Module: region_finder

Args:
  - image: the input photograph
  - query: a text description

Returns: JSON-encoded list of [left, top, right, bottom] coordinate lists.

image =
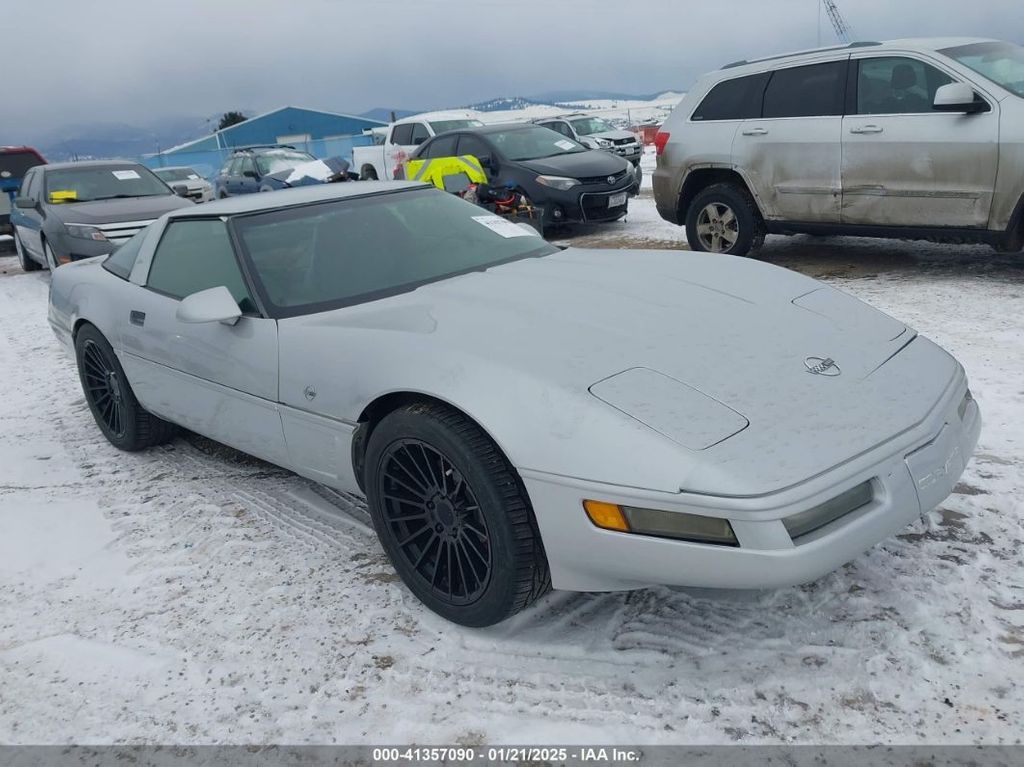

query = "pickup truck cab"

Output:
[[352, 114, 484, 181], [653, 37, 1024, 256]]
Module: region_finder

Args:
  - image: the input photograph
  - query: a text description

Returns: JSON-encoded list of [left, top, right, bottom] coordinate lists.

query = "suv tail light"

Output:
[[654, 131, 670, 156]]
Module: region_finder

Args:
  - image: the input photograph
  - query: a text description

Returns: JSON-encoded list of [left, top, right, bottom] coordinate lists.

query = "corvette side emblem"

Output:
[[805, 356, 840, 376]]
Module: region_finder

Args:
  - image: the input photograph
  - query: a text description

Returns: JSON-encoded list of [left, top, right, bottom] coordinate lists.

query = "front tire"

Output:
[[14, 232, 41, 272], [685, 182, 765, 256], [43, 240, 60, 271], [74, 324, 177, 451], [365, 403, 550, 627]]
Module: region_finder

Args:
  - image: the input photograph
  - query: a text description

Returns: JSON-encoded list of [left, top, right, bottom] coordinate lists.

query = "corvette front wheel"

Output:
[[365, 403, 550, 627]]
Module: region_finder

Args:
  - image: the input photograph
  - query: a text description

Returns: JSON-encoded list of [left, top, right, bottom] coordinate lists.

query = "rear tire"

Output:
[[14, 232, 41, 272], [74, 324, 177, 451], [365, 403, 550, 627], [685, 182, 765, 256]]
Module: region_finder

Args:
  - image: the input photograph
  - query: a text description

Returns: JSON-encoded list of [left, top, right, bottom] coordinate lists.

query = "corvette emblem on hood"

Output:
[[805, 356, 841, 376]]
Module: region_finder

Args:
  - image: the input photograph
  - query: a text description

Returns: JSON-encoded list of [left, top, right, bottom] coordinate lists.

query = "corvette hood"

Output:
[[291, 248, 957, 495]]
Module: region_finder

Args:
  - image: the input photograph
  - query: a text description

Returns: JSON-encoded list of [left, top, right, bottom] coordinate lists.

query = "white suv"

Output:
[[653, 38, 1024, 256]]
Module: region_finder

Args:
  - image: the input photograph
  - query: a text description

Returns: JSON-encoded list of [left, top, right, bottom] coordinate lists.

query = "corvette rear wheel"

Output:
[[365, 403, 550, 627], [74, 324, 177, 451]]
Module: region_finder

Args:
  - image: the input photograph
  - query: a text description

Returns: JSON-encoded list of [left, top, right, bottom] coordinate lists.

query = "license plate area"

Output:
[[609, 192, 627, 208]]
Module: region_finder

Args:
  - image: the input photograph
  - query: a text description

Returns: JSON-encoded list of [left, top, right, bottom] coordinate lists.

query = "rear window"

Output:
[[692, 73, 770, 121], [763, 61, 847, 118], [0, 150, 45, 179]]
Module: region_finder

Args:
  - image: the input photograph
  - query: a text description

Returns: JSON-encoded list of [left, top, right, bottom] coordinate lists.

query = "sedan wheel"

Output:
[[74, 324, 177, 451], [365, 403, 550, 627], [14, 233, 41, 272]]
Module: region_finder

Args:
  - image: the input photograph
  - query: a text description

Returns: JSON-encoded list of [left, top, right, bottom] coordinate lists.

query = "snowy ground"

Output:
[[0, 198, 1022, 745]]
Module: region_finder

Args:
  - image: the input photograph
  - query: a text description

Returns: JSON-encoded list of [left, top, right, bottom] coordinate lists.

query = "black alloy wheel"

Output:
[[74, 324, 177, 451], [378, 439, 492, 605], [365, 403, 550, 626]]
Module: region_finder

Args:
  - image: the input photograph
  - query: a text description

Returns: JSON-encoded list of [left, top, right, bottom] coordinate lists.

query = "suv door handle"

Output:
[[850, 125, 884, 134], [741, 128, 768, 136]]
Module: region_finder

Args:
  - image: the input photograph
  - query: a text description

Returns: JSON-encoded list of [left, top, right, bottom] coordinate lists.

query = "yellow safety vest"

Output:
[[404, 155, 488, 190]]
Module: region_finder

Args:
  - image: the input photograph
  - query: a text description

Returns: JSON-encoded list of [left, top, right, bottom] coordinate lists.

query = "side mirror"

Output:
[[933, 82, 986, 113], [176, 286, 242, 326], [14, 196, 36, 209], [477, 155, 495, 172], [413, 136, 426, 145], [243, 169, 259, 179], [171, 183, 190, 197]]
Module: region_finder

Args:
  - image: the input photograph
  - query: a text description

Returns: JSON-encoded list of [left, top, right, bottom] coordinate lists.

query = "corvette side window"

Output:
[[147, 219, 256, 313]]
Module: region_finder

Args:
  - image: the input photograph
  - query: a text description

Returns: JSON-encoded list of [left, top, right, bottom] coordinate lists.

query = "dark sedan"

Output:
[[10, 161, 193, 271], [410, 124, 634, 227]]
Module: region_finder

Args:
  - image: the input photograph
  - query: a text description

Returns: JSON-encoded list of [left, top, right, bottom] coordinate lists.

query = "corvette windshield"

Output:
[[233, 187, 556, 317]]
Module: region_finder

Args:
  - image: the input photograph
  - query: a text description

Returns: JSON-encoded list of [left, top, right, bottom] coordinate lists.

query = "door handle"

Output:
[[850, 125, 884, 134], [129, 310, 146, 327], [741, 127, 769, 136]]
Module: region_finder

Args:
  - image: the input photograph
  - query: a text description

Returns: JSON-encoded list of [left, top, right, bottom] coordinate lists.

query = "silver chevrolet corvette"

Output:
[[48, 182, 981, 627]]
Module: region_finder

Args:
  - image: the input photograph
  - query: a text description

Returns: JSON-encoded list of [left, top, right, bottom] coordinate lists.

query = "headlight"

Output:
[[595, 137, 613, 148], [583, 500, 738, 546], [65, 224, 108, 241], [536, 175, 580, 191]]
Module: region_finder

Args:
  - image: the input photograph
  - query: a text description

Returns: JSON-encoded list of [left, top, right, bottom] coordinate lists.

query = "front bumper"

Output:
[[522, 370, 981, 592]]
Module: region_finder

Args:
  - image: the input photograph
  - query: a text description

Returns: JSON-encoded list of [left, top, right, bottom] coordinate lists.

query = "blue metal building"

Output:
[[142, 106, 386, 179]]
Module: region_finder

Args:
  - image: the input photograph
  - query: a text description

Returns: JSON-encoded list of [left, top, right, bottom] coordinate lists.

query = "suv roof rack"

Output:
[[722, 41, 882, 69], [230, 144, 297, 153]]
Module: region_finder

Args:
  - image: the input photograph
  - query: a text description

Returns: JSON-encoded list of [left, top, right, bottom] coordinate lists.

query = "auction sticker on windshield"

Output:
[[112, 170, 141, 180], [472, 215, 535, 238]]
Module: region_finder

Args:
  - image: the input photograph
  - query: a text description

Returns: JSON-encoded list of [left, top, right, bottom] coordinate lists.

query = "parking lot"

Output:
[[1, 192, 1021, 744]]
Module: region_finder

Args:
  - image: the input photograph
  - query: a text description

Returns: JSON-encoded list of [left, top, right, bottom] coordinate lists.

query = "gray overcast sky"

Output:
[[3, 0, 1021, 141]]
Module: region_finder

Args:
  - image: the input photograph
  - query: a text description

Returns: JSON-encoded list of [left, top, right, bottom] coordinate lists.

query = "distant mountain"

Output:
[[528, 89, 679, 103], [358, 107, 419, 123], [36, 116, 215, 161], [464, 96, 554, 112]]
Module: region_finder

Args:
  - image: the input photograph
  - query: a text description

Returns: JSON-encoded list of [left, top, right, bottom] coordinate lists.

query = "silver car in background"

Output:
[[48, 182, 979, 626], [153, 166, 214, 203], [653, 38, 1024, 256]]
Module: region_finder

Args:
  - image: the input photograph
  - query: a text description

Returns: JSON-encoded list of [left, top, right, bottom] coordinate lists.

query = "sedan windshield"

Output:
[[255, 150, 316, 175], [429, 119, 484, 133], [570, 117, 615, 135], [154, 168, 202, 182], [488, 126, 587, 161], [941, 41, 1024, 98], [233, 187, 556, 317], [43, 165, 171, 203]]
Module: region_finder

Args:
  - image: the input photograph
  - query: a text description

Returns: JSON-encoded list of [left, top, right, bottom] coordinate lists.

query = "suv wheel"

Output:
[[685, 182, 765, 256]]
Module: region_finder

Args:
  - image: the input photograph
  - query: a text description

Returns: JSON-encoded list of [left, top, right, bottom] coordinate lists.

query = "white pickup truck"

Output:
[[352, 113, 484, 181]]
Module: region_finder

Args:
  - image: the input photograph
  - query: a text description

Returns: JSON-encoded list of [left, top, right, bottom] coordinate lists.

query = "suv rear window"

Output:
[[692, 73, 770, 121], [763, 61, 847, 118]]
